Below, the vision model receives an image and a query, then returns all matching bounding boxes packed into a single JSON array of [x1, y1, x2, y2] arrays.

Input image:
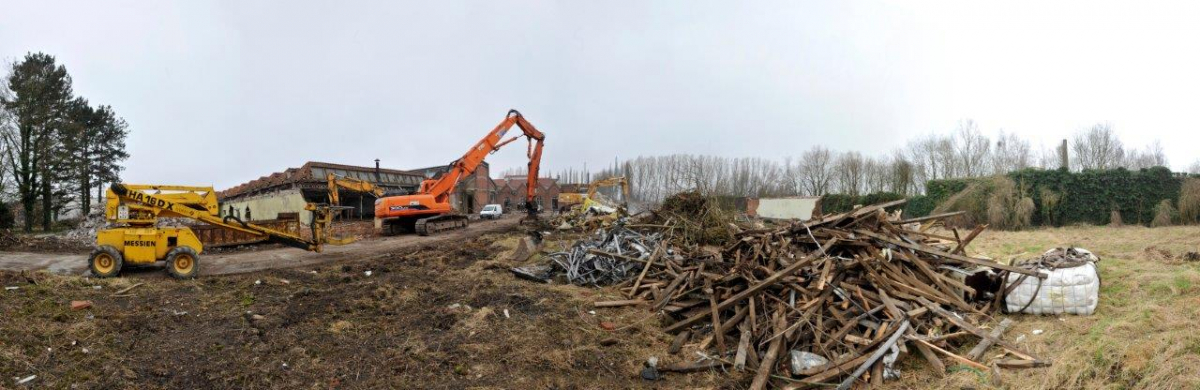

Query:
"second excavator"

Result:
[[373, 109, 545, 236]]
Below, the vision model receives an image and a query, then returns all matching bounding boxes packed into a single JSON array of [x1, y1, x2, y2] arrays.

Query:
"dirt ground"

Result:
[[0, 230, 734, 389], [0, 216, 519, 277], [4, 224, 1200, 389]]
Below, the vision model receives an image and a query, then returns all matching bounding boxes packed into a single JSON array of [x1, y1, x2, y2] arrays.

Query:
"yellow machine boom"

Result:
[[90, 184, 346, 279], [326, 173, 385, 205]]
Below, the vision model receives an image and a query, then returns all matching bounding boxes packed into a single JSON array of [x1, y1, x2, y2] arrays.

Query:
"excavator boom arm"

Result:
[[327, 173, 385, 205], [419, 109, 545, 212]]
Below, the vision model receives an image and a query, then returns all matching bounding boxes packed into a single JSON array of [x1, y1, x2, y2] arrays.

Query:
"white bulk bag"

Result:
[[1004, 248, 1100, 315]]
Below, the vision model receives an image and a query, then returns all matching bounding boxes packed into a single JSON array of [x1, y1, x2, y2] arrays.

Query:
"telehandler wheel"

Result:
[[88, 245, 123, 278], [165, 247, 200, 279]]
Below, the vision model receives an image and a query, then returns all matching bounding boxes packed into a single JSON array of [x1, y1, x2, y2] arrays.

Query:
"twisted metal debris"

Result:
[[547, 223, 664, 286]]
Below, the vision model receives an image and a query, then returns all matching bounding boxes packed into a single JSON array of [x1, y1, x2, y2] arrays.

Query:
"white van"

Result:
[[480, 204, 503, 219]]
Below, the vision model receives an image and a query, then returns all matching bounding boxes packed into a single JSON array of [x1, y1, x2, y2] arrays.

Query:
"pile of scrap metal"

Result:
[[584, 200, 1050, 389], [511, 221, 666, 286]]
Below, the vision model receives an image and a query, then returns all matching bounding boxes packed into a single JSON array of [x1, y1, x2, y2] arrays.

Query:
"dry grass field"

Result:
[[888, 225, 1200, 390]]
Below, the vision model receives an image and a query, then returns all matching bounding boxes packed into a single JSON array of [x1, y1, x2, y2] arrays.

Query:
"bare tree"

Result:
[[578, 119, 1181, 205], [1122, 140, 1167, 170], [953, 119, 991, 177], [1072, 122, 1125, 170], [990, 130, 1031, 173], [907, 135, 943, 186], [798, 146, 833, 195], [1034, 143, 1061, 170], [862, 156, 890, 194], [833, 151, 865, 196], [889, 152, 915, 195], [934, 136, 958, 179], [1189, 160, 1200, 175]]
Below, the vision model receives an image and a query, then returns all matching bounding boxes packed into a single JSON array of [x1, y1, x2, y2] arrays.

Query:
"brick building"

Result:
[[217, 161, 424, 224], [220, 161, 559, 224], [494, 176, 561, 212]]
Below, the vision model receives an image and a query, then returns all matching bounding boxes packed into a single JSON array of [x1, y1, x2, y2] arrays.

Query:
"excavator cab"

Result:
[[374, 109, 546, 236]]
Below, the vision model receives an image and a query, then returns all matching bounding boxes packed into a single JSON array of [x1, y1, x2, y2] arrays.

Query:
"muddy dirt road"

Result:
[[0, 216, 520, 277]]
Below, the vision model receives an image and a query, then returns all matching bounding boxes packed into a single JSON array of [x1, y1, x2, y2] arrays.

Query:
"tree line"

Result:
[[564, 120, 1179, 203], [0, 52, 129, 231]]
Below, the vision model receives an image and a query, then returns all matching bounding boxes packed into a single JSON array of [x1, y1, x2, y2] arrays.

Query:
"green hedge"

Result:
[[821, 192, 907, 214], [810, 166, 1182, 225], [920, 166, 1182, 226], [925, 179, 971, 202], [1010, 166, 1180, 225], [904, 195, 937, 219]]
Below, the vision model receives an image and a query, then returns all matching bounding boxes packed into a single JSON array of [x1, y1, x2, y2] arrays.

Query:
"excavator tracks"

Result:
[[414, 214, 469, 236]]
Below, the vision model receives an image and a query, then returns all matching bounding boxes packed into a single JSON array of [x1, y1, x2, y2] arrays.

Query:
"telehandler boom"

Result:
[[90, 184, 347, 279]]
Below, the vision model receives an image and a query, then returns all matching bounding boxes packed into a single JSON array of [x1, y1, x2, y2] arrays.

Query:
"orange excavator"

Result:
[[373, 109, 545, 236]]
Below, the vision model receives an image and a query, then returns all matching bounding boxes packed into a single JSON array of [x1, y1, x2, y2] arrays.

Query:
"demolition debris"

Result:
[[544, 223, 666, 286], [572, 198, 1050, 388]]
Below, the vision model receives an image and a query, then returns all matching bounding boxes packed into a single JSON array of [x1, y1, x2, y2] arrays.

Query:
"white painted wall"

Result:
[[754, 197, 820, 220], [221, 189, 312, 225]]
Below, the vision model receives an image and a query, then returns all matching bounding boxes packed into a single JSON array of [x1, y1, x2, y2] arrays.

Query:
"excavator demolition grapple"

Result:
[[373, 109, 546, 235]]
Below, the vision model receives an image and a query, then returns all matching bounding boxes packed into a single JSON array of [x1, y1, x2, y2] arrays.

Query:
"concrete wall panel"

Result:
[[752, 197, 820, 221]]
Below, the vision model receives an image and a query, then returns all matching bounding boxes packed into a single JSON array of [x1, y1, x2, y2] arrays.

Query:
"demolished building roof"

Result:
[[218, 161, 424, 200]]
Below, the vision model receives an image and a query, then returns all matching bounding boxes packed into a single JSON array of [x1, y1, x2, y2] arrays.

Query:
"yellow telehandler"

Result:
[[90, 184, 349, 279]]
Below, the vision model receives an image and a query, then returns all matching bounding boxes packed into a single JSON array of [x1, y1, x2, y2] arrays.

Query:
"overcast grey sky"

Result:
[[3, 1, 1199, 189]]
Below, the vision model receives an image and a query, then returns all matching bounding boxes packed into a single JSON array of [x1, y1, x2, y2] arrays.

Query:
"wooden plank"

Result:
[[912, 338, 988, 370], [659, 361, 724, 373], [995, 359, 1051, 369], [663, 239, 837, 334], [855, 229, 1042, 277], [918, 298, 1038, 361], [911, 333, 946, 375], [896, 211, 966, 225], [705, 280, 726, 356], [628, 246, 663, 298], [749, 310, 786, 390], [835, 320, 910, 390], [734, 327, 751, 371], [668, 330, 690, 355], [951, 224, 988, 255], [652, 273, 687, 312], [967, 318, 1014, 361], [593, 299, 645, 308]]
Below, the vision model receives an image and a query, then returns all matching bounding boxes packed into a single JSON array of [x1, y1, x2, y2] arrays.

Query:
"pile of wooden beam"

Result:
[[600, 200, 1049, 389]]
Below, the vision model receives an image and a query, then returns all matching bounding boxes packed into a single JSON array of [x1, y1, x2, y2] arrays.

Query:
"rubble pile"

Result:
[[0, 231, 94, 253], [588, 199, 1049, 388], [64, 213, 107, 244], [653, 191, 733, 247]]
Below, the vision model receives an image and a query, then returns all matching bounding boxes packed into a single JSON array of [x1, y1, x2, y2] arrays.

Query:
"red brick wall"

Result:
[[494, 178, 559, 212]]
